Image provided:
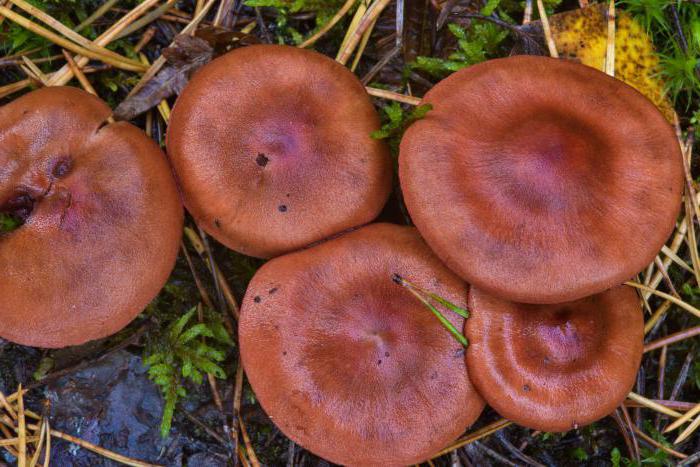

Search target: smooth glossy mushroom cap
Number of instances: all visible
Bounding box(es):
[0,87,183,348]
[239,223,484,465]
[399,55,683,304]
[167,44,392,259]
[465,285,643,432]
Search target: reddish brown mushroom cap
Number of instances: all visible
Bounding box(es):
[239,223,484,465]
[167,44,392,259]
[465,285,643,432]
[399,56,683,304]
[0,87,183,348]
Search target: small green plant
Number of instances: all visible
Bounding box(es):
[570,447,589,462]
[392,273,469,347]
[610,441,673,467]
[144,307,233,438]
[371,101,432,154]
[411,23,509,78]
[622,0,700,108]
[611,447,622,467]
[0,213,21,233]
[244,0,349,44]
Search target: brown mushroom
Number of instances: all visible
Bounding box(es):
[167,44,392,259]
[0,87,183,348]
[239,223,484,465]
[399,55,683,304]
[465,285,644,432]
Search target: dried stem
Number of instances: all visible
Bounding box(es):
[337,0,392,65]
[604,0,615,77]
[433,419,512,457]
[627,392,682,418]
[626,281,700,319]
[536,0,558,58]
[644,326,700,353]
[0,6,146,72]
[365,87,421,105]
[299,0,357,48]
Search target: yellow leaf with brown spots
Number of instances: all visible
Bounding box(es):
[549,3,675,121]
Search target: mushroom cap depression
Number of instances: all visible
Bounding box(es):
[0,87,183,348]
[465,285,643,432]
[239,223,484,465]
[400,55,683,304]
[167,44,392,259]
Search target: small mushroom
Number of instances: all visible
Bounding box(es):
[399,55,683,304]
[167,44,392,259]
[465,285,643,432]
[0,87,183,348]
[239,223,484,465]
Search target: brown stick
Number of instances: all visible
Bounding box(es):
[645,326,700,353]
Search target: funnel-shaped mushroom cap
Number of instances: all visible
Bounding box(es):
[400,55,683,304]
[0,87,183,348]
[465,285,643,432]
[239,223,484,465]
[167,44,392,259]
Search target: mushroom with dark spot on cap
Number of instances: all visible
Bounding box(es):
[399,55,684,304]
[239,223,484,465]
[464,284,644,432]
[167,44,392,259]
[0,87,183,348]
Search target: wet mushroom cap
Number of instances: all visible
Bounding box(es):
[0,87,183,348]
[399,55,684,304]
[167,44,392,259]
[239,223,484,466]
[465,285,643,432]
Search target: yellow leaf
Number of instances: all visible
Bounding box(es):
[549,3,675,122]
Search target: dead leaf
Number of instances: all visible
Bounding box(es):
[195,25,259,55]
[549,4,675,121]
[114,35,213,121]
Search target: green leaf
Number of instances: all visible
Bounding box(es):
[143,353,164,366]
[480,0,501,16]
[448,22,467,40]
[0,213,21,233]
[406,287,468,347]
[571,447,588,462]
[412,22,510,78]
[170,308,196,341]
[147,363,173,377]
[178,323,214,344]
[208,322,234,345]
[611,448,622,467]
[33,357,54,381]
[181,358,193,378]
[159,383,178,438]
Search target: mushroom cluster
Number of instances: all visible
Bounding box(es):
[0,87,183,348]
[225,51,681,460]
[399,55,683,431]
[2,41,684,463]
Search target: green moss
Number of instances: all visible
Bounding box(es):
[143,307,233,438]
